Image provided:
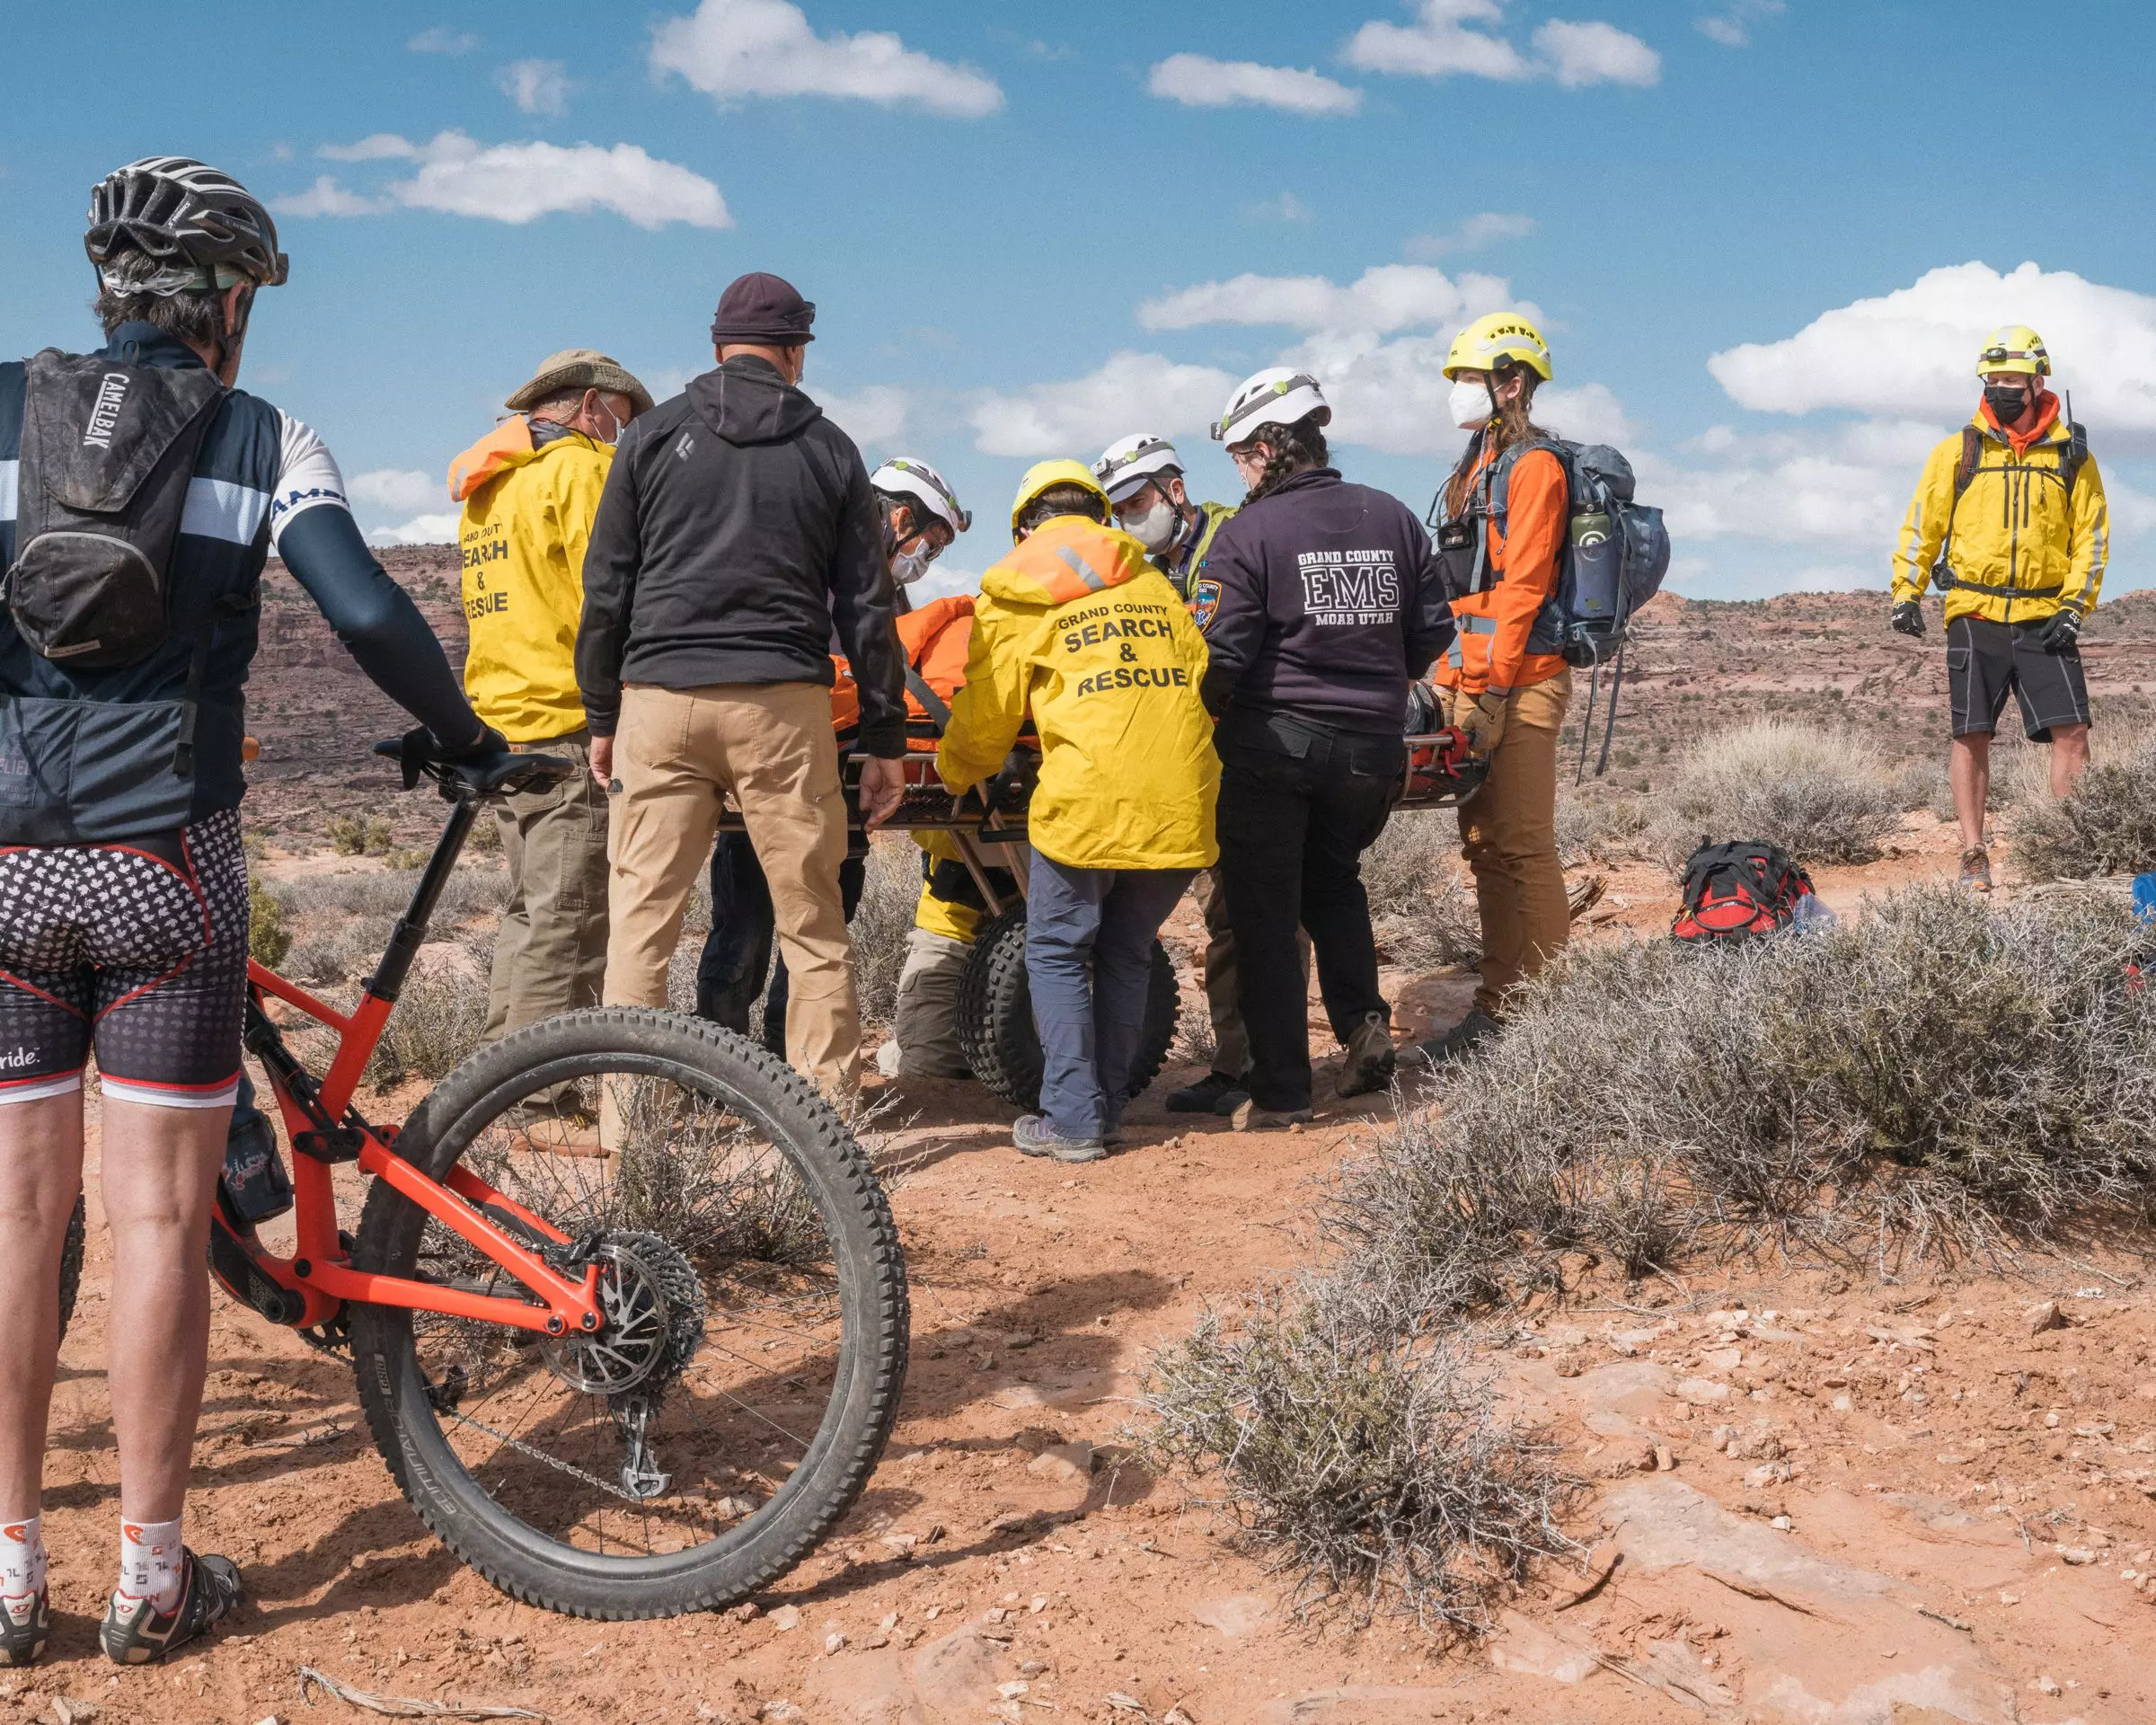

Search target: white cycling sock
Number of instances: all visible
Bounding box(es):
[1,1514,45,1600]
[117,1516,184,1614]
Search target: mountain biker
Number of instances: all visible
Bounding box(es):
[1890,325,2108,891]
[0,157,509,1668]
[448,349,650,1073]
[936,462,1218,1161]
[1091,433,1274,1118]
[1416,313,1572,1065]
[1199,371,1453,1128]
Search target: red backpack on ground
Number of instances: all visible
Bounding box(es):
[1671,839,1816,943]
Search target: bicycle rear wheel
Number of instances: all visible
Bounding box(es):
[349,1008,907,1619]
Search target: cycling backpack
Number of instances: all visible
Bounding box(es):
[4,349,224,669]
[1670,839,1816,944]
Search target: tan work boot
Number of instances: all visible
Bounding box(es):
[1231,1099,1314,1131]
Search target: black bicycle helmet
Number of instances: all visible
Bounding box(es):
[84,156,288,289]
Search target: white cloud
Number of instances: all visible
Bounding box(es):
[1146,53,1362,117]
[818,385,909,448]
[499,58,570,117]
[271,175,388,218]
[650,0,1003,118]
[365,512,460,547]
[347,470,441,514]
[1697,1,1785,49]
[1531,19,1661,87]
[301,131,730,229]
[408,25,478,55]
[1246,190,1315,224]
[1405,210,1534,260]
[1707,261,2156,453]
[1139,263,1514,338]
[970,352,1236,457]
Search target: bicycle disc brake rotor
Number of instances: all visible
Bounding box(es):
[538,1236,694,1395]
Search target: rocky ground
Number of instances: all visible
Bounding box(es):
[9,561,2154,1723]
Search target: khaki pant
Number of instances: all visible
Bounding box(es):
[1449,672,1571,1018]
[1189,866,1309,1080]
[485,730,611,1043]
[889,926,971,1077]
[603,682,860,1102]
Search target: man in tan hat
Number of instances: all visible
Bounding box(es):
[447,349,650,1066]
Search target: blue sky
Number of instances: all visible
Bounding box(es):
[5,0,2153,601]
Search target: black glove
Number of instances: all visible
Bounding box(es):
[440,722,512,763]
[2036,608,2082,653]
[1889,599,1925,638]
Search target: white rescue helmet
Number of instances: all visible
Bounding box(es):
[869,456,971,537]
[1210,367,1330,447]
[1093,433,1184,505]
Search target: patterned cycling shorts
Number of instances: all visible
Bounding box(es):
[0,808,248,1109]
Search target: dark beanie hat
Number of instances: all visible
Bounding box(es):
[710,271,817,346]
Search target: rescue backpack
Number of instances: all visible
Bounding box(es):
[1670,839,1816,944]
[1431,436,1671,780]
[4,349,225,668]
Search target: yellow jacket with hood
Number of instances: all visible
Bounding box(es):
[448,418,614,741]
[1892,399,2108,625]
[937,516,1219,872]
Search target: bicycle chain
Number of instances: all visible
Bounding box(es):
[438,1403,658,1508]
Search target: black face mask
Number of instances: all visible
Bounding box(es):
[1984,383,2031,425]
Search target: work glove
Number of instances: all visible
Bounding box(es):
[1458,692,1509,758]
[1889,599,1925,638]
[2036,607,2082,654]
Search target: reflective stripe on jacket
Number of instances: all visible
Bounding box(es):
[937,517,1219,872]
[1432,437,1568,698]
[1892,397,2107,624]
[451,418,613,741]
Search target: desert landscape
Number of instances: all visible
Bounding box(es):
[13,551,2156,1725]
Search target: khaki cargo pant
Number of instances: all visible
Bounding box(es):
[1447,671,1572,1018]
[485,730,611,1043]
[603,682,861,1103]
[888,926,971,1077]
[1189,865,1308,1081]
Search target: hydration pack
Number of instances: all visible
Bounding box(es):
[1431,435,1670,781]
[4,349,224,668]
[1670,839,1816,944]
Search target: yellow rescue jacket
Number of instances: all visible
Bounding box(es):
[1892,401,2108,625]
[937,517,1219,872]
[449,419,615,741]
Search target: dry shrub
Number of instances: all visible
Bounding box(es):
[1363,811,1480,969]
[1343,887,2156,1291]
[1648,718,1912,865]
[2011,725,2156,881]
[1171,976,1217,1071]
[1137,1271,1578,1633]
[366,965,490,1087]
[851,838,920,1031]
[1554,791,1647,866]
[248,880,292,968]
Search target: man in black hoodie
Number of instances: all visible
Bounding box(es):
[578,273,906,1103]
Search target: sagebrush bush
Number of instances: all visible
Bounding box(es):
[248,880,292,968]
[1554,791,1646,866]
[367,964,490,1087]
[1138,1272,1577,1632]
[2011,726,2156,881]
[852,838,922,1031]
[1648,718,1912,865]
[1362,812,1480,969]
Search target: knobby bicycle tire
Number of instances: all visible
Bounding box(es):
[348,1007,908,1620]
[956,906,1179,1111]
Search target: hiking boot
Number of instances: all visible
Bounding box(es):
[102,1550,243,1665]
[1012,1115,1109,1164]
[1336,1013,1398,1099]
[1409,1007,1501,1071]
[1230,1099,1314,1132]
[1166,1071,1248,1115]
[1957,846,1993,892]
[2,1587,48,1667]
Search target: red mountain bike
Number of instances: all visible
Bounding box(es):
[61,737,908,1620]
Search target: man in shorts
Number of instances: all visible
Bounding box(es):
[1891,324,2109,889]
[0,158,507,1667]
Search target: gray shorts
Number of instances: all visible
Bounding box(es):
[1947,615,2090,742]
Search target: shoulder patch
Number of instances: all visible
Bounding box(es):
[1192,577,1222,632]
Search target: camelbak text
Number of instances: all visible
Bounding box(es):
[83,372,129,448]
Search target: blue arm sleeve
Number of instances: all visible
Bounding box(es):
[274,506,484,750]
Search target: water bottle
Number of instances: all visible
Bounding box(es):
[1790,893,1839,934]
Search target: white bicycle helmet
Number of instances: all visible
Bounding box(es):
[1092,433,1184,505]
[1210,367,1330,446]
[870,456,971,537]
[85,156,288,293]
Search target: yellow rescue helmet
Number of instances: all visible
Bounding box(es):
[1009,458,1110,542]
[1443,311,1553,382]
[1976,324,2050,377]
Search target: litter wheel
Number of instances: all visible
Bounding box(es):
[955,906,1179,1111]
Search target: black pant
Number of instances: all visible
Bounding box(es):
[696,830,866,1055]
[1215,711,1401,1111]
